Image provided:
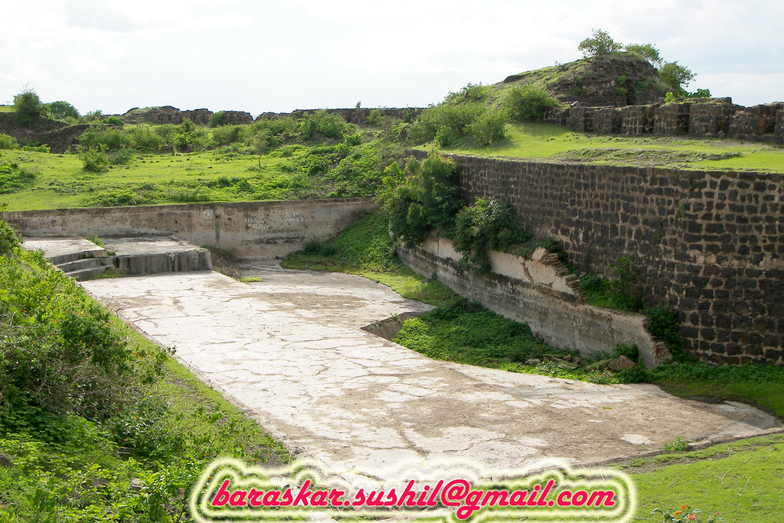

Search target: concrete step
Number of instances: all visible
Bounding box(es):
[48,248,106,266]
[23,238,107,265]
[66,266,110,281]
[57,257,111,273]
[23,236,212,280]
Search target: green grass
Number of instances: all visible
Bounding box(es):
[0,243,288,520]
[0,148,309,210]
[626,434,784,522]
[0,123,400,211]
[282,211,457,306]
[431,122,784,173]
[0,106,14,113]
[647,362,784,419]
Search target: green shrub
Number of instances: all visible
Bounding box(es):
[504,84,558,122]
[208,111,227,128]
[0,161,36,194]
[211,125,242,146]
[13,88,43,127]
[0,220,21,255]
[301,110,351,141]
[109,147,136,165]
[103,115,124,127]
[453,199,530,273]
[0,133,18,150]
[378,153,463,246]
[467,109,507,145]
[126,125,165,151]
[365,108,386,126]
[79,146,110,172]
[78,127,132,151]
[624,43,663,68]
[643,306,685,358]
[408,102,486,145]
[443,83,488,105]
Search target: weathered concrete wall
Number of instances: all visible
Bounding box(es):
[2,199,375,259]
[398,238,669,368]
[409,150,784,365]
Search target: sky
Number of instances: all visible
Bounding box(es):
[1,0,782,117]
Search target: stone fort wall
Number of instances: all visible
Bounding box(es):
[409,150,783,365]
[546,100,784,144]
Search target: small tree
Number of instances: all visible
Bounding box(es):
[44,101,79,121]
[578,29,623,57]
[659,62,695,95]
[624,43,663,68]
[13,88,43,127]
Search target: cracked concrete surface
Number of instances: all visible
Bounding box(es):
[82,265,780,484]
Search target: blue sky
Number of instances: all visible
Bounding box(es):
[1,0,782,116]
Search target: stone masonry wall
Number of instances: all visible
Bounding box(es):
[409,151,784,365]
[553,101,784,144]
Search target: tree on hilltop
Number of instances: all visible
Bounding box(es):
[578,29,623,57]
[577,30,699,96]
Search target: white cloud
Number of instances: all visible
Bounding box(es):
[0,0,781,114]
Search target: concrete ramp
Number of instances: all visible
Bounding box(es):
[22,236,211,280]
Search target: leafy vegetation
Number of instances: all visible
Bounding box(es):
[407,84,507,146]
[0,160,36,194]
[578,29,624,57]
[12,88,43,127]
[0,222,287,521]
[377,153,463,247]
[0,135,17,150]
[282,211,456,306]
[452,198,531,273]
[503,84,558,122]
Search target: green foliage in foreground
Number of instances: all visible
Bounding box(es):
[0,228,287,521]
[629,435,784,522]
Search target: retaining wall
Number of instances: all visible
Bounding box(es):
[2,199,375,260]
[409,150,784,365]
[398,237,669,368]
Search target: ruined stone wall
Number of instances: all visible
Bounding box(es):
[119,106,252,125]
[2,198,375,260]
[619,105,655,135]
[555,101,784,143]
[258,107,423,124]
[653,103,691,136]
[409,151,784,365]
